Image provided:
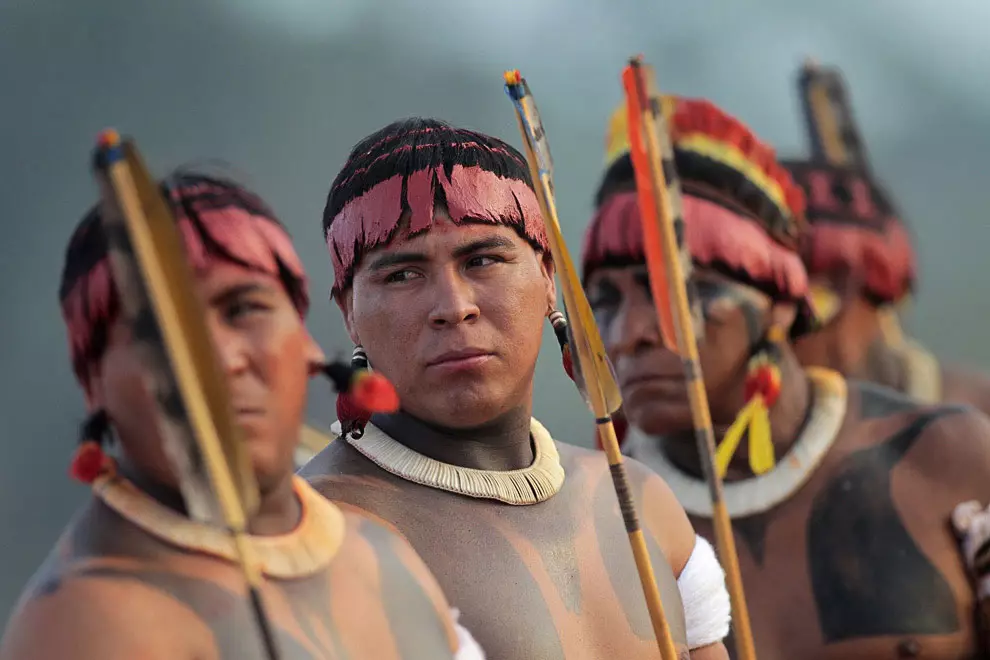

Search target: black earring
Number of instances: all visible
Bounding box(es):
[351,344,368,371]
[548,310,568,352]
[80,409,110,446]
[548,310,576,382]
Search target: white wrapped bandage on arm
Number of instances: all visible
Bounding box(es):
[677,535,732,650]
[451,608,486,659]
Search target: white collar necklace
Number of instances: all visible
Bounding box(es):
[331,418,565,506]
[900,339,942,404]
[93,475,345,579]
[629,367,849,518]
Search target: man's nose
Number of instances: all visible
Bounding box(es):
[428,271,480,328]
[211,320,250,374]
[609,295,668,356]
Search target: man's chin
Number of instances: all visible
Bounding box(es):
[626,401,693,438]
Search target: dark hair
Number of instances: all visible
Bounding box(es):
[322,117,534,238]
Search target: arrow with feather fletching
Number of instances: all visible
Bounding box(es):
[503,70,681,660]
[92,130,281,660]
[621,56,758,660]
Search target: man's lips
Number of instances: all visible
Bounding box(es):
[619,372,685,392]
[426,348,496,370]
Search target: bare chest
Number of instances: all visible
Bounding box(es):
[327,478,687,660]
[691,482,976,660]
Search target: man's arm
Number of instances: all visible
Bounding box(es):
[922,407,990,656]
[689,642,731,659]
[0,577,201,660]
[631,461,731,659]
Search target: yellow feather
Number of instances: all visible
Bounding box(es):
[747,399,775,475]
[716,399,757,478]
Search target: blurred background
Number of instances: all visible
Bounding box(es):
[2,0,988,621]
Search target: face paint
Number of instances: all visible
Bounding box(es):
[693,275,767,351]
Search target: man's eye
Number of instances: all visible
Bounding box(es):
[692,281,722,300]
[587,287,619,310]
[226,301,269,320]
[466,255,503,268]
[384,269,421,284]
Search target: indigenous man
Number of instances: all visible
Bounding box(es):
[301,118,732,659]
[782,156,990,417]
[582,96,990,658]
[0,172,482,659]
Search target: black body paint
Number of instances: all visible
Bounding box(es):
[807,392,964,642]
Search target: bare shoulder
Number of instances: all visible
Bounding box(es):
[555,440,696,575]
[942,363,990,417]
[0,564,203,660]
[301,439,401,502]
[297,431,351,480]
[851,379,990,497]
[911,400,990,497]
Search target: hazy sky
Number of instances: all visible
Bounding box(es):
[1,0,988,619]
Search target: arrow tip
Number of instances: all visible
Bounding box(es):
[503,69,521,85]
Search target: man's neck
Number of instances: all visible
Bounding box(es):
[836,297,891,382]
[117,457,301,536]
[662,348,813,482]
[863,335,907,392]
[370,406,535,471]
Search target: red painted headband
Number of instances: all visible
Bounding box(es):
[326,164,548,297]
[584,190,816,335]
[783,162,915,302]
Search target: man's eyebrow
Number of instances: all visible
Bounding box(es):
[451,235,516,258]
[366,251,429,272]
[366,235,517,272]
[209,282,270,306]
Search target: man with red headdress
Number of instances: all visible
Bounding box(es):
[781,157,990,418]
[582,96,990,658]
[301,117,732,659]
[0,170,483,659]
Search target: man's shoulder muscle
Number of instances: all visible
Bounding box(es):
[908,400,990,497]
[849,379,990,494]
[1,569,199,660]
[559,441,697,576]
[942,363,990,417]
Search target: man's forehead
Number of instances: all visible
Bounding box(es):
[196,260,279,290]
[369,219,522,256]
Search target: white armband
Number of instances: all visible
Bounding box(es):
[952,500,990,599]
[451,608,486,659]
[677,535,732,650]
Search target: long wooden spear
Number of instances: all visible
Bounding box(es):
[503,70,680,660]
[621,57,758,660]
[92,131,281,660]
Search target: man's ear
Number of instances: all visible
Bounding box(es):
[541,253,557,310]
[336,288,361,346]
